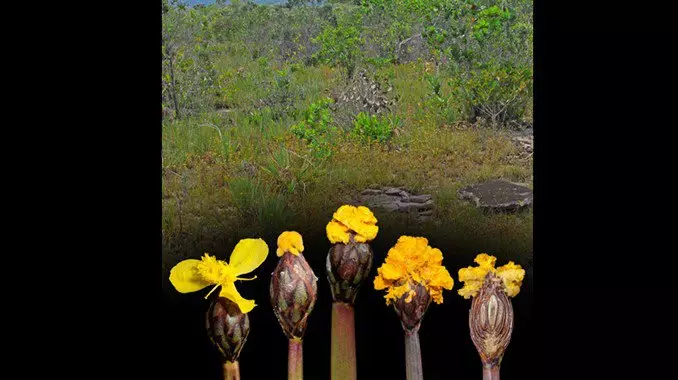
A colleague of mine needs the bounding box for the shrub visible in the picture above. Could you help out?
[424,73,458,124]
[312,9,364,80]
[450,64,532,127]
[290,98,337,159]
[350,112,398,143]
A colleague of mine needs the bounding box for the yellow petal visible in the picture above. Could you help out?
[169,259,212,293]
[219,281,256,314]
[228,238,269,276]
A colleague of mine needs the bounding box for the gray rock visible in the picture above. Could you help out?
[458,180,533,212]
[358,187,434,221]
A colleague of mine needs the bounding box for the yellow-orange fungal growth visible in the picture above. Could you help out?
[457,253,526,299]
[276,231,305,257]
[373,236,454,305]
[326,205,378,244]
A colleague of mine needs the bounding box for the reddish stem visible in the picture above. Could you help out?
[288,339,303,380]
[482,365,500,380]
[331,302,357,380]
[223,361,240,380]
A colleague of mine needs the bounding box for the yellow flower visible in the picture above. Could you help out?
[276,231,304,256]
[326,205,378,244]
[457,253,526,299]
[169,238,269,313]
[373,236,454,305]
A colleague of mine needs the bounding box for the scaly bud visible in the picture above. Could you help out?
[326,234,373,304]
[393,283,432,332]
[270,251,318,339]
[469,272,514,369]
[206,296,250,363]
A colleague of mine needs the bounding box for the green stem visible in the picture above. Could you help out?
[482,365,500,380]
[223,361,240,380]
[331,302,356,380]
[288,338,303,380]
[404,329,423,380]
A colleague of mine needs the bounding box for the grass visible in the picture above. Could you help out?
[162,56,532,267]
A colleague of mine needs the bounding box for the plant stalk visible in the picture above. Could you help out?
[331,302,357,380]
[482,365,500,380]
[404,329,423,380]
[288,338,303,380]
[223,361,240,380]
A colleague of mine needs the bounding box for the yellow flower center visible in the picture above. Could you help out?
[196,253,256,299]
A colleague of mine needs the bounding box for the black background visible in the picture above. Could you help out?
[162,234,534,380]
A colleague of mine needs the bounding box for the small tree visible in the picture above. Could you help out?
[312,9,364,81]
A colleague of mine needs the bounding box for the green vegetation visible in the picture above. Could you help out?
[351,112,398,143]
[162,0,533,263]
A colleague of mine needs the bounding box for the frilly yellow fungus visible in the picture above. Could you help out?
[458,253,526,299]
[373,236,454,305]
[326,205,378,244]
[276,231,305,257]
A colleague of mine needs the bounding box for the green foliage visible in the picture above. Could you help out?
[424,73,458,124]
[228,176,294,232]
[312,10,364,79]
[473,5,513,41]
[451,63,532,126]
[163,1,533,266]
[261,146,320,195]
[290,98,337,160]
[350,112,398,143]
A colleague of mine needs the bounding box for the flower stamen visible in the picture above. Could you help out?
[205,283,221,300]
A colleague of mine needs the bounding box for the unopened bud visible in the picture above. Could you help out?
[270,251,318,339]
[393,283,431,332]
[206,297,250,362]
[326,236,373,304]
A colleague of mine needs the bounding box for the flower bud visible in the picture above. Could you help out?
[270,251,318,339]
[469,272,514,367]
[326,236,373,304]
[393,283,431,332]
[206,296,250,362]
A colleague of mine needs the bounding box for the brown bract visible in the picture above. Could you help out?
[469,272,514,368]
[393,282,431,332]
[206,297,250,362]
[270,252,318,339]
[326,234,373,304]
